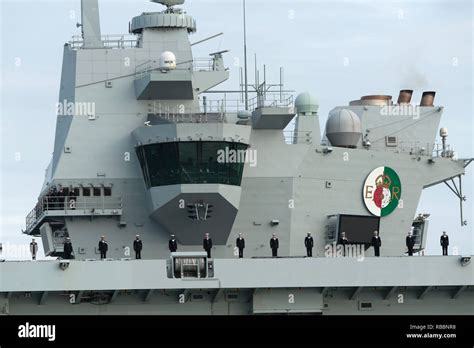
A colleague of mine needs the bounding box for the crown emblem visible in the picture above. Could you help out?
[375,174,392,188]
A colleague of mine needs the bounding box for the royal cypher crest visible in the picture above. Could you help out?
[363,166,402,217]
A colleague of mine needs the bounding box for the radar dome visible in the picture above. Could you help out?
[152,0,185,7]
[295,92,319,115]
[325,108,362,148]
[159,51,177,70]
[237,110,252,120]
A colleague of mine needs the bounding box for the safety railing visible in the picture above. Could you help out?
[147,92,297,125]
[249,93,294,110]
[319,141,457,157]
[26,196,123,233]
[382,141,455,158]
[192,58,214,71]
[284,131,313,145]
[69,35,138,49]
[135,57,213,80]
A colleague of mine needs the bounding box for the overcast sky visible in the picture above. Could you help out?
[1,0,472,259]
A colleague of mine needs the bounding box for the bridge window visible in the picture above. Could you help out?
[83,187,91,196]
[93,187,101,196]
[136,141,248,188]
[104,187,112,196]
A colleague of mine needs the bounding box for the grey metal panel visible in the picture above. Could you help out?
[134,71,194,100]
[0,257,471,293]
[40,223,54,256]
[193,70,230,93]
[150,190,240,245]
[253,288,323,314]
[252,107,295,129]
[4,288,471,315]
[51,46,77,178]
[132,123,252,145]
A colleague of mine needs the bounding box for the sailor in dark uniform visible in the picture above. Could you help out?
[406,231,415,256]
[30,239,38,260]
[440,231,449,256]
[304,232,314,257]
[338,232,349,256]
[270,234,279,257]
[63,237,74,259]
[133,235,143,259]
[236,233,245,258]
[98,236,108,259]
[169,234,178,253]
[203,233,213,258]
[371,231,382,257]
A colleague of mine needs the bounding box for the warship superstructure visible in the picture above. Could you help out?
[0,0,472,315]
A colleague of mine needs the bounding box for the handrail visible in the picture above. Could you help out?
[134,57,214,80]
[368,141,456,158]
[69,35,138,50]
[146,93,295,124]
[25,196,123,233]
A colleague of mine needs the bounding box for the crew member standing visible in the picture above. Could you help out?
[406,231,415,256]
[133,235,143,259]
[371,231,382,257]
[338,232,349,256]
[236,233,245,258]
[169,234,178,253]
[440,231,449,256]
[30,238,38,260]
[304,232,314,257]
[203,233,213,258]
[98,236,108,259]
[270,234,279,257]
[63,237,74,260]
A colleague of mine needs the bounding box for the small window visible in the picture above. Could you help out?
[358,301,373,311]
[385,136,398,147]
[71,188,79,196]
[93,188,101,197]
[104,187,112,196]
[83,188,91,197]
[191,294,204,301]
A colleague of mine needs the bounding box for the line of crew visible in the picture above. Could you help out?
[28,231,451,260]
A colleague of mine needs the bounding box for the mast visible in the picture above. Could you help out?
[80,0,103,48]
[243,0,249,110]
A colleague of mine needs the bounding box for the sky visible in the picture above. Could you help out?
[0,0,472,259]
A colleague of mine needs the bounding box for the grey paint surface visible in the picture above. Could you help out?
[0,256,471,292]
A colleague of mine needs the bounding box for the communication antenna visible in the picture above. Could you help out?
[243,0,249,110]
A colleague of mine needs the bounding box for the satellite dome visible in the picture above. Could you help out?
[237,110,252,120]
[325,108,362,148]
[152,0,185,7]
[159,51,177,70]
[295,92,319,115]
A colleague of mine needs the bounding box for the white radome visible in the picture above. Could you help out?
[159,51,177,70]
